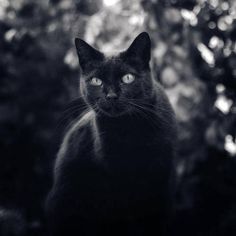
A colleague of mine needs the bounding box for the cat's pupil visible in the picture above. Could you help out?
[90,77,102,86]
[122,74,135,84]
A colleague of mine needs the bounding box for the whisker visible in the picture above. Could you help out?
[126,98,171,112]
[56,105,90,133]
[125,100,170,126]
[125,101,159,129]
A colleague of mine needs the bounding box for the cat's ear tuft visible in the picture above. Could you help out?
[74,38,104,70]
[124,32,151,66]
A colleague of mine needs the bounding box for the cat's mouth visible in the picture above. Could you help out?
[96,100,129,117]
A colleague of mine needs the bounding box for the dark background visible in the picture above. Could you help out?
[0,0,236,235]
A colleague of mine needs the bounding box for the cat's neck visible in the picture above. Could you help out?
[95,96,159,135]
[93,104,161,164]
[96,112,154,130]
[95,108,159,145]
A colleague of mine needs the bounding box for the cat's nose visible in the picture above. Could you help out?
[106,91,118,100]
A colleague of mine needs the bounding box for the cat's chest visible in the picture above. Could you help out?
[102,128,156,154]
[100,131,160,172]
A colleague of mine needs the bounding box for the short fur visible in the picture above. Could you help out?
[46,32,177,236]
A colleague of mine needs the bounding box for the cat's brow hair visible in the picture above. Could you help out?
[54,110,95,176]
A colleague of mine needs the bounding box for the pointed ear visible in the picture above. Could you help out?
[74,38,104,70]
[123,32,151,66]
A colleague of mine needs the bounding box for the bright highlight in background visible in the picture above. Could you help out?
[103,0,120,7]
[224,135,236,157]
[197,43,215,66]
[214,95,233,114]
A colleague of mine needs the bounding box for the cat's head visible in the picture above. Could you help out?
[75,32,153,117]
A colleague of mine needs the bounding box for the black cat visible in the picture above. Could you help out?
[46,32,177,236]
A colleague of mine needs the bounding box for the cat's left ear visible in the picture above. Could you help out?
[75,38,104,71]
[123,32,151,66]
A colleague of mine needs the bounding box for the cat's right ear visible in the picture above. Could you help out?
[120,32,151,69]
[75,38,104,71]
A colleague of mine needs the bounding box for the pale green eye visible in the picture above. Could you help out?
[90,77,102,86]
[121,74,135,84]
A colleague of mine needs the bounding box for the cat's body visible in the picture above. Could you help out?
[46,32,177,236]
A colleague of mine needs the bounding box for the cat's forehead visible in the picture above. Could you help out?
[96,56,133,73]
[103,56,124,68]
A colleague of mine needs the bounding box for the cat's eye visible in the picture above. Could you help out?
[121,74,135,84]
[89,77,103,86]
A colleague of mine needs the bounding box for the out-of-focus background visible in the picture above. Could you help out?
[0,0,236,235]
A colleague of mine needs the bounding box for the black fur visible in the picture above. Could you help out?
[46,32,177,236]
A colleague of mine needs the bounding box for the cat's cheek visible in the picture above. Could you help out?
[121,85,142,100]
[131,84,143,97]
[86,93,102,108]
[88,86,103,94]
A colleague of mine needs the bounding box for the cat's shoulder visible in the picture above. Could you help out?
[54,110,95,172]
[152,80,173,111]
[59,109,95,151]
[152,80,177,137]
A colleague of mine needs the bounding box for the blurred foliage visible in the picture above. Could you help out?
[0,0,236,235]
